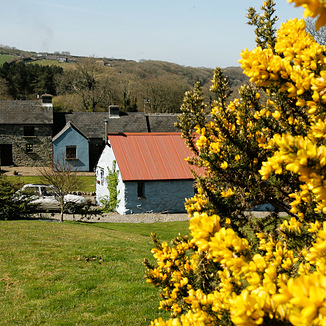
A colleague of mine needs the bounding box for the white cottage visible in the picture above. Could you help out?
[96,132,196,215]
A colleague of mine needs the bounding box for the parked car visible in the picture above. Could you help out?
[15,184,87,213]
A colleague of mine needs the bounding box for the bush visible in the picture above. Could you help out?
[0,174,35,220]
[144,1,326,325]
[100,161,120,213]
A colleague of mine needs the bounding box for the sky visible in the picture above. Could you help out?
[1,0,305,68]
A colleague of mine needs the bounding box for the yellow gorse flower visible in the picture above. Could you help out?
[288,0,326,30]
[221,188,234,198]
[147,3,326,326]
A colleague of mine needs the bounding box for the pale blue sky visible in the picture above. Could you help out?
[1,0,304,68]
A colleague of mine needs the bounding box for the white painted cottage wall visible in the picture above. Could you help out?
[96,144,126,214]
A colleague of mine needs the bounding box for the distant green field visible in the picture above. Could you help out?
[28,59,70,67]
[0,55,74,68]
[0,54,16,65]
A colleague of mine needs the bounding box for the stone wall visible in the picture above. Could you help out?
[0,124,53,166]
[124,179,195,214]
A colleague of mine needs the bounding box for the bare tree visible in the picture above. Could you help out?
[56,58,113,112]
[140,74,190,113]
[39,158,85,222]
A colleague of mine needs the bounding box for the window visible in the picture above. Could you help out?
[40,186,56,197]
[21,186,39,196]
[26,144,34,153]
[24,126,35,137]
[99,168,104,185]
[66,146,77,160]
[137,181,145,199]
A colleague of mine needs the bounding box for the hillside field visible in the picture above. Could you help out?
[0,54,16,65]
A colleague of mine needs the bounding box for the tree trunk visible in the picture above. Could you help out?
[60,201,64,222]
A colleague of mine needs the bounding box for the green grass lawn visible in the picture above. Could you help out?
[0,219,190,325]
[0,54,16,65]
[7,176,96,193]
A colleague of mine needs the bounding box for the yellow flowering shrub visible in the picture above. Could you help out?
[288,0,326,30]
[144,1,326,325]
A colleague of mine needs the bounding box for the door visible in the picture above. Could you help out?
[0,144,13,166]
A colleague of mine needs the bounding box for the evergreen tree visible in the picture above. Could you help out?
[0,62,62,99]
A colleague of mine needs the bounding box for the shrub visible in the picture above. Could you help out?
[100,161,120,213]
[0,174,35,220]
[144,1,326,325]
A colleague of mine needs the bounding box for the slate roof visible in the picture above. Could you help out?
[52,121,88,142]
[53,112,181,138]
[53,112,148,138]
[108,132,196,181]
[146,114,179,132]
[0,100,53,124]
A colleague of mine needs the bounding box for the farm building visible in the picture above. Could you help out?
[0,95,53,167]
[96,132,196,214]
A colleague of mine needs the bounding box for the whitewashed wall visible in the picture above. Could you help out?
[95,143,126,214]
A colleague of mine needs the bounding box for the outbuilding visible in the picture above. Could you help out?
[96,132,196,214]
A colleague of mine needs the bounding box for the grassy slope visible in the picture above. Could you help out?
[0,220,190,325]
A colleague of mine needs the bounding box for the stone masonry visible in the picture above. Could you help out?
[0,96,54,167]
[0,124,53,166]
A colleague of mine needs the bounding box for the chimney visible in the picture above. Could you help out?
[104,119,108,144]
[109,105,120,118]
[41,94,53,108]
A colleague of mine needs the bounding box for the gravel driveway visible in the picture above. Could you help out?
[30,211,190,223]
[29,210,275,223]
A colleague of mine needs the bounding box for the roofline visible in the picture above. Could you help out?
[0,123,53,125]
[53,121,89,142]
[124,178,195,182]
[107,132,182,137]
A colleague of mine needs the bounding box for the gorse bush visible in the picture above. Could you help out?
[144,1,326,325]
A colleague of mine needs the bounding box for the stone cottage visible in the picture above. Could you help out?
[96,132,196,214]
[0,95,53,167]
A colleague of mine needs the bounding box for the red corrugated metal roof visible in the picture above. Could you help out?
[108,133,196,181]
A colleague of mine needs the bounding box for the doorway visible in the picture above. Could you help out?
[0,144,13,166]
